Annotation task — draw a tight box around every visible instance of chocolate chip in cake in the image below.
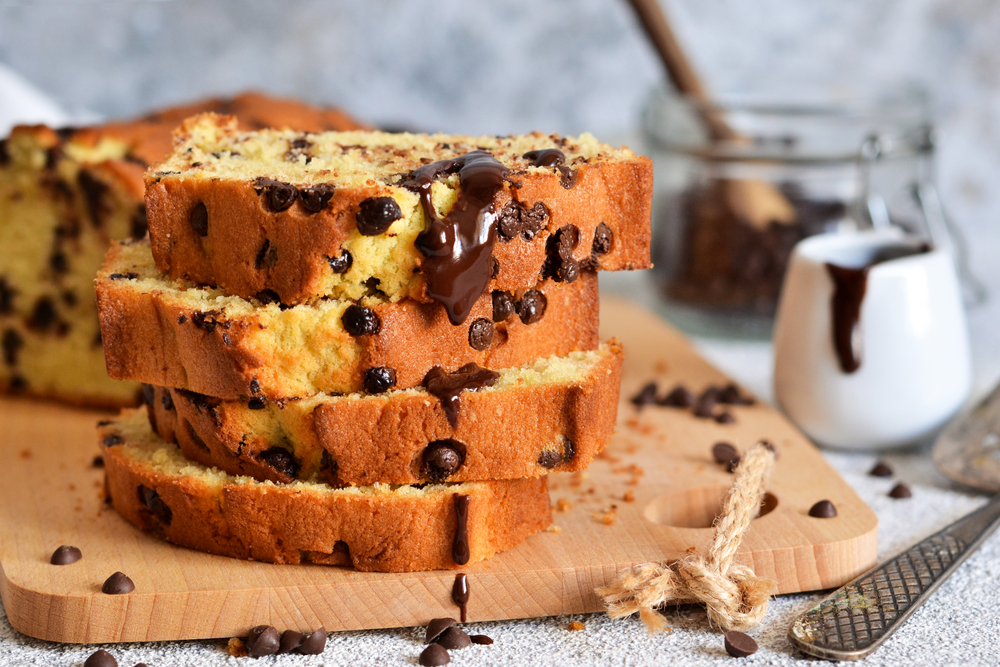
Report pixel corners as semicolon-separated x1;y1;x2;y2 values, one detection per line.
130;203;148;239
326;249;353;274
254;177;298;212
630;381;658;407
139;485;172;525
712;442;740;466
277;629;304;654
808;500;838;518
468;318;494;351
491;255;500;278
869;461;894;477
558;165;578;189
101;571;134;594
426;617;458;644
0;139;8;166
889;482;912;499
247;396;266;410
83;649;117;667
660;385;695;408
419;643;451;666
356;196;402;235
141;384;155;407
516;290;547;325
491;290;515;322
248;625;280;657
8;374;27;392
724;630;758;658
78;171;110;226
543;225;581;282
538;449;562;469
108;272;138;281
26;297;57;332
422;440;466;481
254;239;278;270
342;304;382;336
592;222;613;255
49;251;69;274
249;378;261;395
190;202;209;236
102;434;123;447
0;277;15;314
471;635;493;645
300;184;335;212
176;313;188;324
50;545;82;565
3;328;23;366
364;366;397;393
92;455;104;468
61;290;77;307
185;421;210;452
498;200;549;241
259;447;300;479
161;390;174;411
296;627;327;655
435;626;471;650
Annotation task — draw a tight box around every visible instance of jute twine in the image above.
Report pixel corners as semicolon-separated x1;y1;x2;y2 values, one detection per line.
597;441;778;633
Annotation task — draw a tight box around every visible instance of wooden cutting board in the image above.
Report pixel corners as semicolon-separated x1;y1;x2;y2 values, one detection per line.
0;298;877;644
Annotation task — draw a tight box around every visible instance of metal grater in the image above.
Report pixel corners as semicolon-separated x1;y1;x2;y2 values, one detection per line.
789;493;1000;661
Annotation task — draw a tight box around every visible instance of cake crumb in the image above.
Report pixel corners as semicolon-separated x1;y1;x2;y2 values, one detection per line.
595;450;621;463
19;449;31;459
554;498;573;512
594;505;618;525
568;621;585;631
545;525;562;533
622;490;635;503
227;637;248;657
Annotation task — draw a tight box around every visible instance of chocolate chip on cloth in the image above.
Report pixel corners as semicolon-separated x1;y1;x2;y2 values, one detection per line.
869;460;894;477
50;545;82;565
247;624;280;657
434;626;471;650
84;649;118;667
889;482;913;499
724;630;759;658
425;617;458;643
419;643;451;666
101;571;134;594
296;627;327;655
470;634;494;645
277;629;303;654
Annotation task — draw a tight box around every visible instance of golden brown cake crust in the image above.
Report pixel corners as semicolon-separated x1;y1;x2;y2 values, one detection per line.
143;117;653;305
144;341;622;486
97;240;601;401
100;410;551;572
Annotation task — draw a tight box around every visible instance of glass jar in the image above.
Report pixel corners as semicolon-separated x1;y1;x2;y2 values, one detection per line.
642;87;936;336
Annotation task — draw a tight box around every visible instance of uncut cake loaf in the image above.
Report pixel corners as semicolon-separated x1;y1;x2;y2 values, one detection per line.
97;116;650;572
0;93;365;408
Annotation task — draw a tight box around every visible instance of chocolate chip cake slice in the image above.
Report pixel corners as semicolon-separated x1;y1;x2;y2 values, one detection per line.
144;114;653;317
97;237;600;400
100;409;551;572
0;93;365;407
143;341;621;486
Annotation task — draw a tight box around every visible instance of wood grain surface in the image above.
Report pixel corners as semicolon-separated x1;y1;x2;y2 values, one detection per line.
0;298;877;644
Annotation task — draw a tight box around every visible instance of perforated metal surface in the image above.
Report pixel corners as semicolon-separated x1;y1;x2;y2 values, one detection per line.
790;496;1000;661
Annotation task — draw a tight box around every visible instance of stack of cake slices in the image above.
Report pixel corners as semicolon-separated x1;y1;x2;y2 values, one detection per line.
95;113;652;572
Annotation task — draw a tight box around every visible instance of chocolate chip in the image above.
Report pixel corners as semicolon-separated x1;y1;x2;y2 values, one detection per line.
435;626;471;650
423;440;466;481
725;457;741;474
364;366;396;393
78;171;110;226
300;184;334;212
498;200;549;241
131;203;148;239
0;277;14;314
889;482;912;499
277;629;303;654
247;397;266;410
471;635;494;645
523;148;565;167
50;545;82;565
425;617;458;643
543;225;581;282
342;304;381;336
516;290;547;325
712;442;740;466
717;383;742;405
692;388;719;418
0;139;8;166
558;165;578;189
139;485;172;525
8;374;27;392
176;314;188;324
92;455;104;468
190;202;208;236
716;412;735;424
592;222;613;255
296;627;327;655
248;625;280;657
259;447;299;479
326;250;353;273
3;328;23;366
468;318;494;350
419;643;451;666
249;378;261;395
161;391;174;411
356;196;402;235
724;630;758;658
537;449;562;469
83;649;118;667
27;297;57;331
102;434;123;447
869;461;894;477
254;239;277;270
808;500;838;518
254;177;298;212
108;272;139;280
50;251;69;274
185;421;210;452
490;255;500;278
630;382;658;407
142;384;155;407
254;289;281;305
491;291;515;322
101;571;134;594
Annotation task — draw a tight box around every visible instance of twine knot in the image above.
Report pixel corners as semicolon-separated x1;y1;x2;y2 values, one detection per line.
597;441;778;633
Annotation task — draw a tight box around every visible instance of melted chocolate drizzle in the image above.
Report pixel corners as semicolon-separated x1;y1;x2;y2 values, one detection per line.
523;148;565;167
825;242;932;374
423;363;500;428
403;151;509;325
452;573;470;623
453;494;471;565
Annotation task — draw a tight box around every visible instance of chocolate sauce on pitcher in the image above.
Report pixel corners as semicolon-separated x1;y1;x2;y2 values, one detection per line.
423;363;500;428
403;151;509;326
825;242;932;374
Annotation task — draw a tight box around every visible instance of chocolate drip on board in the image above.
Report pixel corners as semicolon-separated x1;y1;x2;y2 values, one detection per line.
452;573;470;623
452;494;471;565
403;151;509;326
423;363;500;428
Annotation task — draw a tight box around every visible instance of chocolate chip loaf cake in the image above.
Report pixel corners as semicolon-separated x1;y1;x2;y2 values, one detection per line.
144;114;653;316
98;237;600;400
100;409;551;572
143;342;622;486
0;93;365;407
